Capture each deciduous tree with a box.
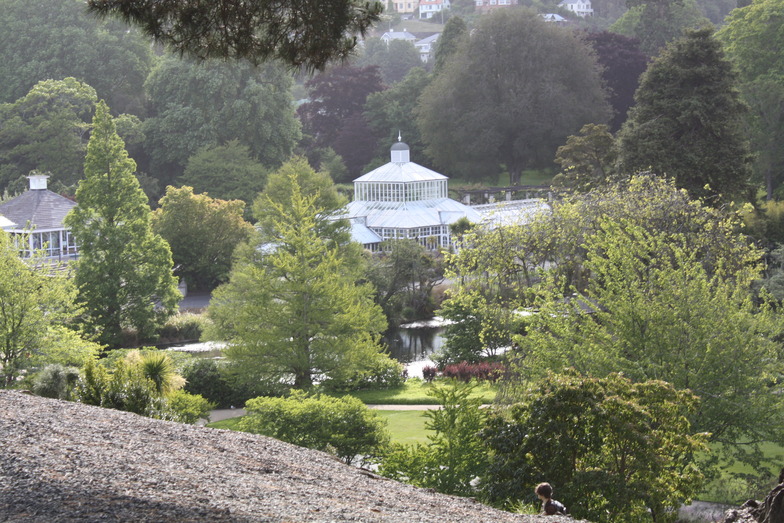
[65,101,180,348]
[143,56,300,185]
[617,27,752,203]
[152,186,255,290]
[298,65,385,176]
[511,217,784,472]
[418,9,610,184]
[582,31,648,131]
[717,0,784,200]
[180,140,270,206]
[484,371,707,522]
[612,0,708,56]
[0,78,97,193]
[0,231,81,387]
[207,160,389,390]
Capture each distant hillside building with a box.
[0,174,78,260]
[344,139,482,251]
[558,0,593,17]
[475,0,518,12]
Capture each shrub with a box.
[31,364,81,400]
[182,358,238,408]
[239,391,390,465]
[158,312,211,343]
[168,389,216,424]
[441,361,506,383]
[321,354,405,392]
[422,365,438,382]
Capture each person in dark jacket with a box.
[535,482,567,516]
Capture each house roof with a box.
[354,161,447,183]
[0,214,16,230]
[381,30,417,41]
[349,218,383,244]
[345,198,482,229]
[541,13,567,21]
[415,34,440,47]
[0,189,76,231]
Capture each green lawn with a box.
[327,379,497,405]
[376,410,430,445]
[206,409,431,445]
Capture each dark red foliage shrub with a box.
[441,361,506,383]
[422,365,438,382]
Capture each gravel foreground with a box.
[0,390,579,522]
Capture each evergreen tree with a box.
[65,101,180,348]
[617,27,752,203]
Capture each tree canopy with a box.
[298,65,385,177]
[152,186,255,290]
[180,140,270,207]
[717,0,784,200]
[0,0,154,115]
[65,101,180,348]
[417,9,610,185]
[86,0,383,70]
[0,78,97,194]
[617,27,752,203]
[143,56,300,186]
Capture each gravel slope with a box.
[0,390,579,522]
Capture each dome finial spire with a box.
[398,130,402,142]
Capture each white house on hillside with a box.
[414,34,440,62]
[344,139,481,251]
[380,30,418,44]
[418,0,450,19]
[0,174,78,260]
[558,0,593,16]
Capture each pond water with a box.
[168,320,447,379]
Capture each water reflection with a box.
[383,325,445,364]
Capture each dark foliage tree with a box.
[553,123,618,191]
[583,31,648,131]
[365,239,444,327]
[65,102,180,348]
[365,67,432,167]
[417,9,610,185]
[0,0,154,115]
[86,0,383,70]
[617,27,752,203]
[143,56,300,187]
[0,78,97,194]
[298,65,385,176]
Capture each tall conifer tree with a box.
[66,101,180,348]
[617,27,752,203]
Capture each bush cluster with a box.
[422,361,505,382]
